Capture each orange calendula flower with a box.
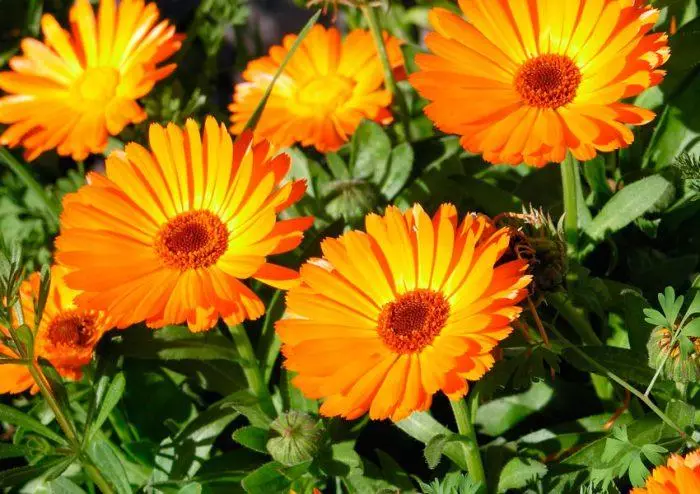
[631,449,700,494]
[277,204,531,421]
[56,116,312,332]
[409,0,669,167]
[0,266,111,394]
[229,25,404,153]
[0,0,183,161]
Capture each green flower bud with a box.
[647,325,700,383]
[266,411,325,466]
[495,206,568,295]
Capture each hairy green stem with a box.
[548,324,692,441]
[450,397,486,484]
[546,292,601,345]
[362,5,412,141]
[83,462,116,494]
[560,153,579,253]
[229,324,277,418]
[0,148,60,225]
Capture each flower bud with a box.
[647,325,700,383]
[495,207,568,295]
[267,411,325,466]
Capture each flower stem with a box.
[548,324,693,442]
[10,302,116,493]
[560,152,579,253]
[361,5,412,141]
[0,148,60,226]
[229,324,277,418]
[450,396,486,484]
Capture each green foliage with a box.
[0,1,699,493]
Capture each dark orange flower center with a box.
[73,67,120,103]
[515,54,581,109]
[46,310,97,347]
[377,289,450,354]
[155,210,229,270]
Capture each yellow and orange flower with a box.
[229,25,404,153]
[409,0,669,167]
[56,116,312,332]
[0,266,111,394]
[0,0,183,161]
[631,449,700,494]
[277,204,531,421]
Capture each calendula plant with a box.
[0,0,700,493]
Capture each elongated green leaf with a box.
[89,373,126,438]
[49,477,87,494]
[585,176,673,242]
[87,439,132,494]
[0,403,66,444]
[232,426,268,454]
[0,442,28,459]
[0,456,67,488]
[661,16,700,97]
[498,457,548,492]
[242,10,322,131]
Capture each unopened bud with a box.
[267,411,325,466]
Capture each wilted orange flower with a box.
[56,116,312,332]
[0,266,111,394]
[0,0,183,161]
[230,25,404,153]
[631,449,700,494]
[409,0,669,167]
[277,204,531,421]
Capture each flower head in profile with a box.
[230,25,404,153]
[277,204,531,421]
[409,0,669,167]
[56,116,312,332]
[0,266,111,394]
[0,0,183,161]
[631,449,700,494]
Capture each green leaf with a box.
[584,176,673,242]
[48,477,88,494]
[395,412,468,471]
[241,461,307,494]
[562,346,656,386]
[232,426,268,454]
[0,456,68,488]
[457,175,523,215]
[220,390,273,429]
[663,400,695,436]
[643,308,668,327]
[326,153,350,180]
[177,483,203,494]
[87,439,132,494]
[0,403,66,444]
[476,382,554,437]
[682,318,700,337]
[661,16,700,97]
[424,433,463,469]
[89,372,126,438]
[497,457,548,492]
[0,442,28,459]
[350,120,392,180]
[622,290,654,354]
[242,9,322,131]
[380,142,414,200]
